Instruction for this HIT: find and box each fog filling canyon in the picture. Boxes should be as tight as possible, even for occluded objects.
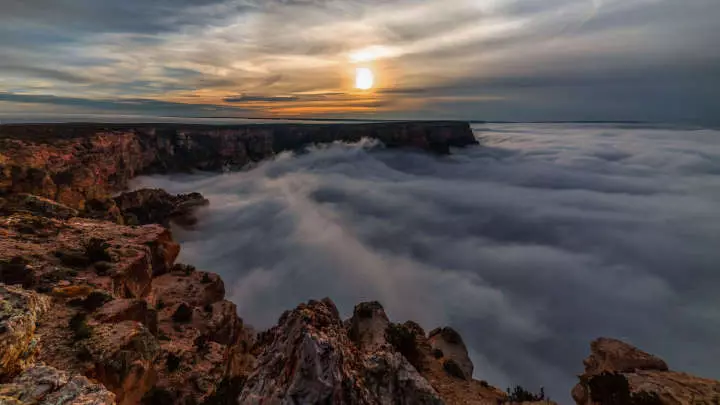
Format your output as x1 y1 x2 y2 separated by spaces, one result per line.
134 123 720 398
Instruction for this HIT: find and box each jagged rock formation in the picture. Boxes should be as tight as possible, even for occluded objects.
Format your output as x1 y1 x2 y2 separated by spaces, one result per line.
240 299 444 405
84 188 209 227
0 122 477 209
0 212 254 405
572 338 720 405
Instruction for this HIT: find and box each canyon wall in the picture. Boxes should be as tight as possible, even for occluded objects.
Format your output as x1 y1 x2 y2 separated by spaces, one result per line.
0 121 477 209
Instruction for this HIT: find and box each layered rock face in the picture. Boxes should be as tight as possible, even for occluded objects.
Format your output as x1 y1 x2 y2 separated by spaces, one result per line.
0 122 477 209
0 212 254 405
572 338 720 405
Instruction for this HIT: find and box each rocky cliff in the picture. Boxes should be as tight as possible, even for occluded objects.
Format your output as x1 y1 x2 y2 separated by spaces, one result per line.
0 122 477 209
1 122 718 405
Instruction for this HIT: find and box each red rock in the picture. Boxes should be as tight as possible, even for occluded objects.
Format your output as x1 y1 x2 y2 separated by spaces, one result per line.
428 327 474 380
81 321 159 405
0 364 116 404
0 122 477 209
572 338 720 405
94 299 158 335
0 285 50 378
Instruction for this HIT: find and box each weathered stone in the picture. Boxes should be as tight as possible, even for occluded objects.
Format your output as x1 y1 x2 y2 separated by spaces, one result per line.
0 364 116 404
583 338 669 375
81 321 160 405
0 122 477 209
113 188 209 228
239 298 443 405
0 285 50 378
347 301 389 352
572 338 720 405
94 299 158 335
429 327 474 381
0 194 79 220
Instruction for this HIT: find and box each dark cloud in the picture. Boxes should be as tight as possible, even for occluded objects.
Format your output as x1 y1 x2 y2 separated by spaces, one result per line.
0 92 254 116
1 0 241 35
223 92 349 103
377 87 427 95
0 64 91 84
136 123 720 401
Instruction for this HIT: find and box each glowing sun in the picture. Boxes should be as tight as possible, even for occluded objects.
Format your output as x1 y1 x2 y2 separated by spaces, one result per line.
355 67 374 90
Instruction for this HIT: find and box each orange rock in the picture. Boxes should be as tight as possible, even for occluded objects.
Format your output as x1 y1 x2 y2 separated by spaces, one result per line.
52 285 94 298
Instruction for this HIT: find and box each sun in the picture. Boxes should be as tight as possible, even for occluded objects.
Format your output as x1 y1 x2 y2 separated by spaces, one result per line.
355 67 374 90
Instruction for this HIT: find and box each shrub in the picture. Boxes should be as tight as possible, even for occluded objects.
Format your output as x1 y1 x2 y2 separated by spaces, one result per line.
588 373 662 405
69 313 91 341
506 385 545 402
443 359 467 380
85 238 112 263
386 323 422 370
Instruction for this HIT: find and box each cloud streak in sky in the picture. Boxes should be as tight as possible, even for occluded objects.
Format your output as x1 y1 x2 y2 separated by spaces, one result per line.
1 0 719 121
135 123 720 400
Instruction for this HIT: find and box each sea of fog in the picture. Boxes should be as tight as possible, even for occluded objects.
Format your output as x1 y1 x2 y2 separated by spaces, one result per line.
134 123 720 400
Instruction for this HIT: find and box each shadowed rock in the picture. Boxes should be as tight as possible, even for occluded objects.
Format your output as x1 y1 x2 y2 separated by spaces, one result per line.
0 122 478 209
572 338 720 405
0 365 116 404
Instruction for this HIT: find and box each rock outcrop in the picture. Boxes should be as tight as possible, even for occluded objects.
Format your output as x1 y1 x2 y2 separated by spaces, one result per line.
0 122 477 210
0 210 253 404
0 364 116 404
240 299 444 405
0 285 50 377
572 338 720 405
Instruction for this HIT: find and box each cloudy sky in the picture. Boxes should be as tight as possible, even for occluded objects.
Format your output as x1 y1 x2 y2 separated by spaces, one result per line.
1 0 719 122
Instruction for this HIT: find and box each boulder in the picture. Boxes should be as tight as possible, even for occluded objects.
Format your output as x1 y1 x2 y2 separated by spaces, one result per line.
572 338 720 405
81 321 160 405
94 299 158 335
428 327 474 381
112 189 209 228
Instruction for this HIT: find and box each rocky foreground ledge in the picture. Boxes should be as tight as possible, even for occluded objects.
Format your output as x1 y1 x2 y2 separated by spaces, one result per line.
1 122 719 405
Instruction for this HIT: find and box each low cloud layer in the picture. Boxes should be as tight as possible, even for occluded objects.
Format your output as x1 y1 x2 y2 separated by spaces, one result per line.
135 124 720 399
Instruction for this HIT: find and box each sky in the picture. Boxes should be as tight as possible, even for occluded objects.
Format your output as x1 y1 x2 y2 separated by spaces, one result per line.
1 0 719 122
135 123 720 400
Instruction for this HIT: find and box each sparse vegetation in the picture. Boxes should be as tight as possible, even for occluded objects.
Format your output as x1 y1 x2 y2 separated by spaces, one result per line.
201 273 212 283
69 312 91 341
443 359 467 380
506 385 545 402
84 238 112 263
81 291 113 311
588 372 662 405
385 323 423 371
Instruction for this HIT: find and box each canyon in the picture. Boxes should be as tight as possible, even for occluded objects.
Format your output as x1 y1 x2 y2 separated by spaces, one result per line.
0 122 718 405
